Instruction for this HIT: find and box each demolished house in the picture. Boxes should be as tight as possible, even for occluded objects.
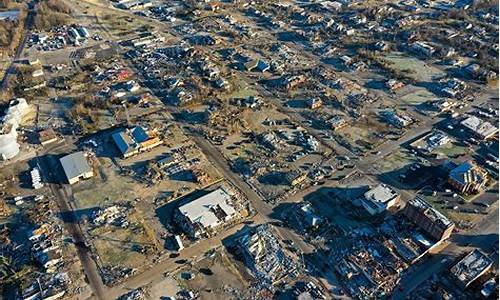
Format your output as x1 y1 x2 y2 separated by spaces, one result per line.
235 224 300 286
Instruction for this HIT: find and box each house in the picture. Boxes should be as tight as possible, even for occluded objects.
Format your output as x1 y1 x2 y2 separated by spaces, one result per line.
374 41 390 51
411 41 435 57
386 79 405 90
328 116 347 131
307 98 322 109
59 152 94 185
32 69 44 78
403 196 455 241
286 171 308 187
451 250 493 289
448 161 488 195
175 188 239 238
380 110 413 128
360 184 400 215
460 116 498 140
430 99 455 112
245 59 270 72
112 126 162 158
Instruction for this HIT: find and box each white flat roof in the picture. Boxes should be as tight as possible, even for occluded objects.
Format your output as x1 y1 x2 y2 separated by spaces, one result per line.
364 184 398 204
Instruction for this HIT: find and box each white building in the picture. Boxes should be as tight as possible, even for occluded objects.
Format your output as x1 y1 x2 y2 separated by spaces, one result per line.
59 152 94 185
460 116 498 140
361 184 400 215
175 188 238 238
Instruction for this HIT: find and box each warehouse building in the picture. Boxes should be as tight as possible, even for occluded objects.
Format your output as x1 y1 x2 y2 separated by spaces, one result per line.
112 126 162 158
59 152 94 185
175 187 239 238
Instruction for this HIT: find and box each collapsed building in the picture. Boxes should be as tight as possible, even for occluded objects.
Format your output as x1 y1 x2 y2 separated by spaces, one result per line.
234 224 300 285
451 249 493 289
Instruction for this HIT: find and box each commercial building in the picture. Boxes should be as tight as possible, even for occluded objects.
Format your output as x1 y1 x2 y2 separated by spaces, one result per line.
460 116 498 140
360 184 400 215
451 249 493 289
175 188 239 238
403 196 455 241
448 161 488 195
59 152 94 185
112 126 162 158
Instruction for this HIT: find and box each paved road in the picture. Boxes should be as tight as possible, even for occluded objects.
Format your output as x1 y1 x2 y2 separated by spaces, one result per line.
189 130 315 254
51 184 107 300
0 0 36 91
36 150 106 300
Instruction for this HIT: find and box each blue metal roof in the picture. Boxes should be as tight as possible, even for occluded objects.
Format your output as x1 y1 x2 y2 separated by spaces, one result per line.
131 126 149 143
112 131 136 155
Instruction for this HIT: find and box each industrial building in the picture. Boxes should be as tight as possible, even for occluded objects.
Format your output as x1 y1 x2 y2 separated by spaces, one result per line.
460 116 498 140
111 126 162 158
59 152 94 185
175 187 239 238
360 184 400 215
448 161 488 195
403 196 455 241
451 249 493 289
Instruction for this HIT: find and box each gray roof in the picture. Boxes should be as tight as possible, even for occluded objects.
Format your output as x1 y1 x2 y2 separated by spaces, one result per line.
60 151 92 180
178 188 236 229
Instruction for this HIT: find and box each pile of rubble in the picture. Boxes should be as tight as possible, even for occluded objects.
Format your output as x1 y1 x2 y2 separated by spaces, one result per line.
101 265 136 285
236 224 300 287
91 205 130 228
116 288 146 300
